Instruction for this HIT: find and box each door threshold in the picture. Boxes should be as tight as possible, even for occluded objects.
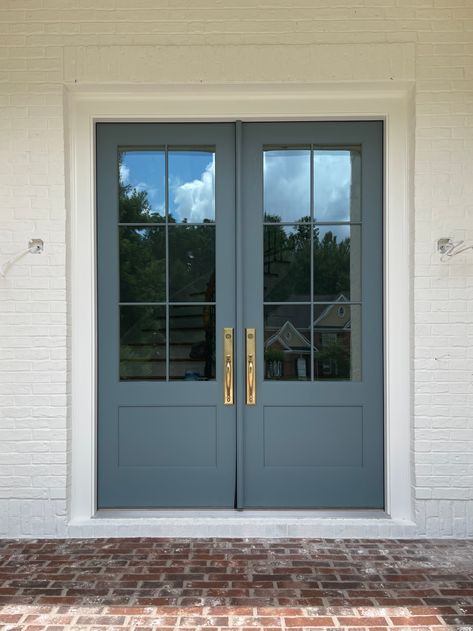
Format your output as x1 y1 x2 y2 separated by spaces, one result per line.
95 509 388 519
67 509 417 538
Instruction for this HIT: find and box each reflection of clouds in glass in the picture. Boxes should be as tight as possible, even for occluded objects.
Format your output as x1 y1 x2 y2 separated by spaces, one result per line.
264 150 310 222
120 151 165 214
171 157 215 223
263 149 357 223
134 182 158 200
315 151 355 222
129 181 164 214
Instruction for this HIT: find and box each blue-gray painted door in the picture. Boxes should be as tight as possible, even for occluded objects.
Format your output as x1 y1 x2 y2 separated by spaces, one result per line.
240 122 384 507
96 121 384 509
96 123 236 507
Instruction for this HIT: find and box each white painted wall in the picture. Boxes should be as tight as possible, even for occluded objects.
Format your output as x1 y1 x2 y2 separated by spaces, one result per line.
0 1 472 538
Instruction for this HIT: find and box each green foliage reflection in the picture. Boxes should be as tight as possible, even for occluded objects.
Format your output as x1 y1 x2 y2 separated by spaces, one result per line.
264 214 351 302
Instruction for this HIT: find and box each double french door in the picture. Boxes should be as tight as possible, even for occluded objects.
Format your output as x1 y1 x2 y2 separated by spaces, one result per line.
96 121 384 509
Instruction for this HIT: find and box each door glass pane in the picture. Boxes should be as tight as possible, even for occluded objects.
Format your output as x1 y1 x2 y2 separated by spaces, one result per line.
264 224 311 302
119 227 166 302
169 306 215 380
118 144 217 382
119 150 166 223
264 148 310 223
263 144 363 382
264 304 311 381
314 148 361 222
169 225 215 302
120 306 166 380
314 225 361 302
313 303 361 381
168 148 215 223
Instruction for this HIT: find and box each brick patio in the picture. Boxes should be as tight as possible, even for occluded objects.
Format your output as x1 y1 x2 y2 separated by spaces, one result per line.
0 538 472 630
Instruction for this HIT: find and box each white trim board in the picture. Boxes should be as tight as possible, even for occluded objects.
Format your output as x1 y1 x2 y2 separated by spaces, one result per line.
67 83 414 537
69 512 416 539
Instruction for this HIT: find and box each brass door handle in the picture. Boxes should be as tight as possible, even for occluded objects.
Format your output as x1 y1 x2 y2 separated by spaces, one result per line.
246 328 256 405
223 328 234 405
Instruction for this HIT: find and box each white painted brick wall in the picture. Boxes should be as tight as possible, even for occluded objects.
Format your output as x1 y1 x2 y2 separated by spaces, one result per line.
0 0 472 538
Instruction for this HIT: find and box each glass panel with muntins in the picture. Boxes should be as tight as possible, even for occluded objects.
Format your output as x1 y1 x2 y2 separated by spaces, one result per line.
264 224 311 302
168 148 215 223
263 148 310 223
118 150 166 223
119 226 166 302
169 225 215 302
169 305 216 380
263 144 362 381
118 145 216 381
120 306 166 380
313 224 361 303
314 148 361 222
264 304 311 381
313 303 361 381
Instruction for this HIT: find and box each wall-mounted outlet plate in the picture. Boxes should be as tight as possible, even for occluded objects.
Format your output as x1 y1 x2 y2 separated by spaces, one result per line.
28 239 44 253
437 238 452 254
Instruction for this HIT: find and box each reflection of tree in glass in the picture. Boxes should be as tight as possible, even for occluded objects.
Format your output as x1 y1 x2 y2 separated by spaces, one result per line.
169 225 215 302
118 157 216 380
315 337 350 380
119 153 166 223
120 227 166 303
314 228 350 297
264 222 311 301
264 212 311 223
264 213 350 301
118 153 166 302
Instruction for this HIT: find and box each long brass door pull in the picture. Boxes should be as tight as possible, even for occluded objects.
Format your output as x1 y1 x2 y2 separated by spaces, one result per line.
246 328 256 405
223 328 234 405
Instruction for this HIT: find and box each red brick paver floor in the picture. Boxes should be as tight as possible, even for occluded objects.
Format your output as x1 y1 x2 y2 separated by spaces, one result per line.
0 538 472 630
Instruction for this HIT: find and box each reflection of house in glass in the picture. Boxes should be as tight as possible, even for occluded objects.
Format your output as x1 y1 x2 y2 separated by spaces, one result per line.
313 295 352 380
264 316 312 380
264 295 352 381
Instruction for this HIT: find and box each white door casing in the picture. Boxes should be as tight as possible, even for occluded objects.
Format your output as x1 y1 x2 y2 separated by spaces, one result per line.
67 83 414 536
